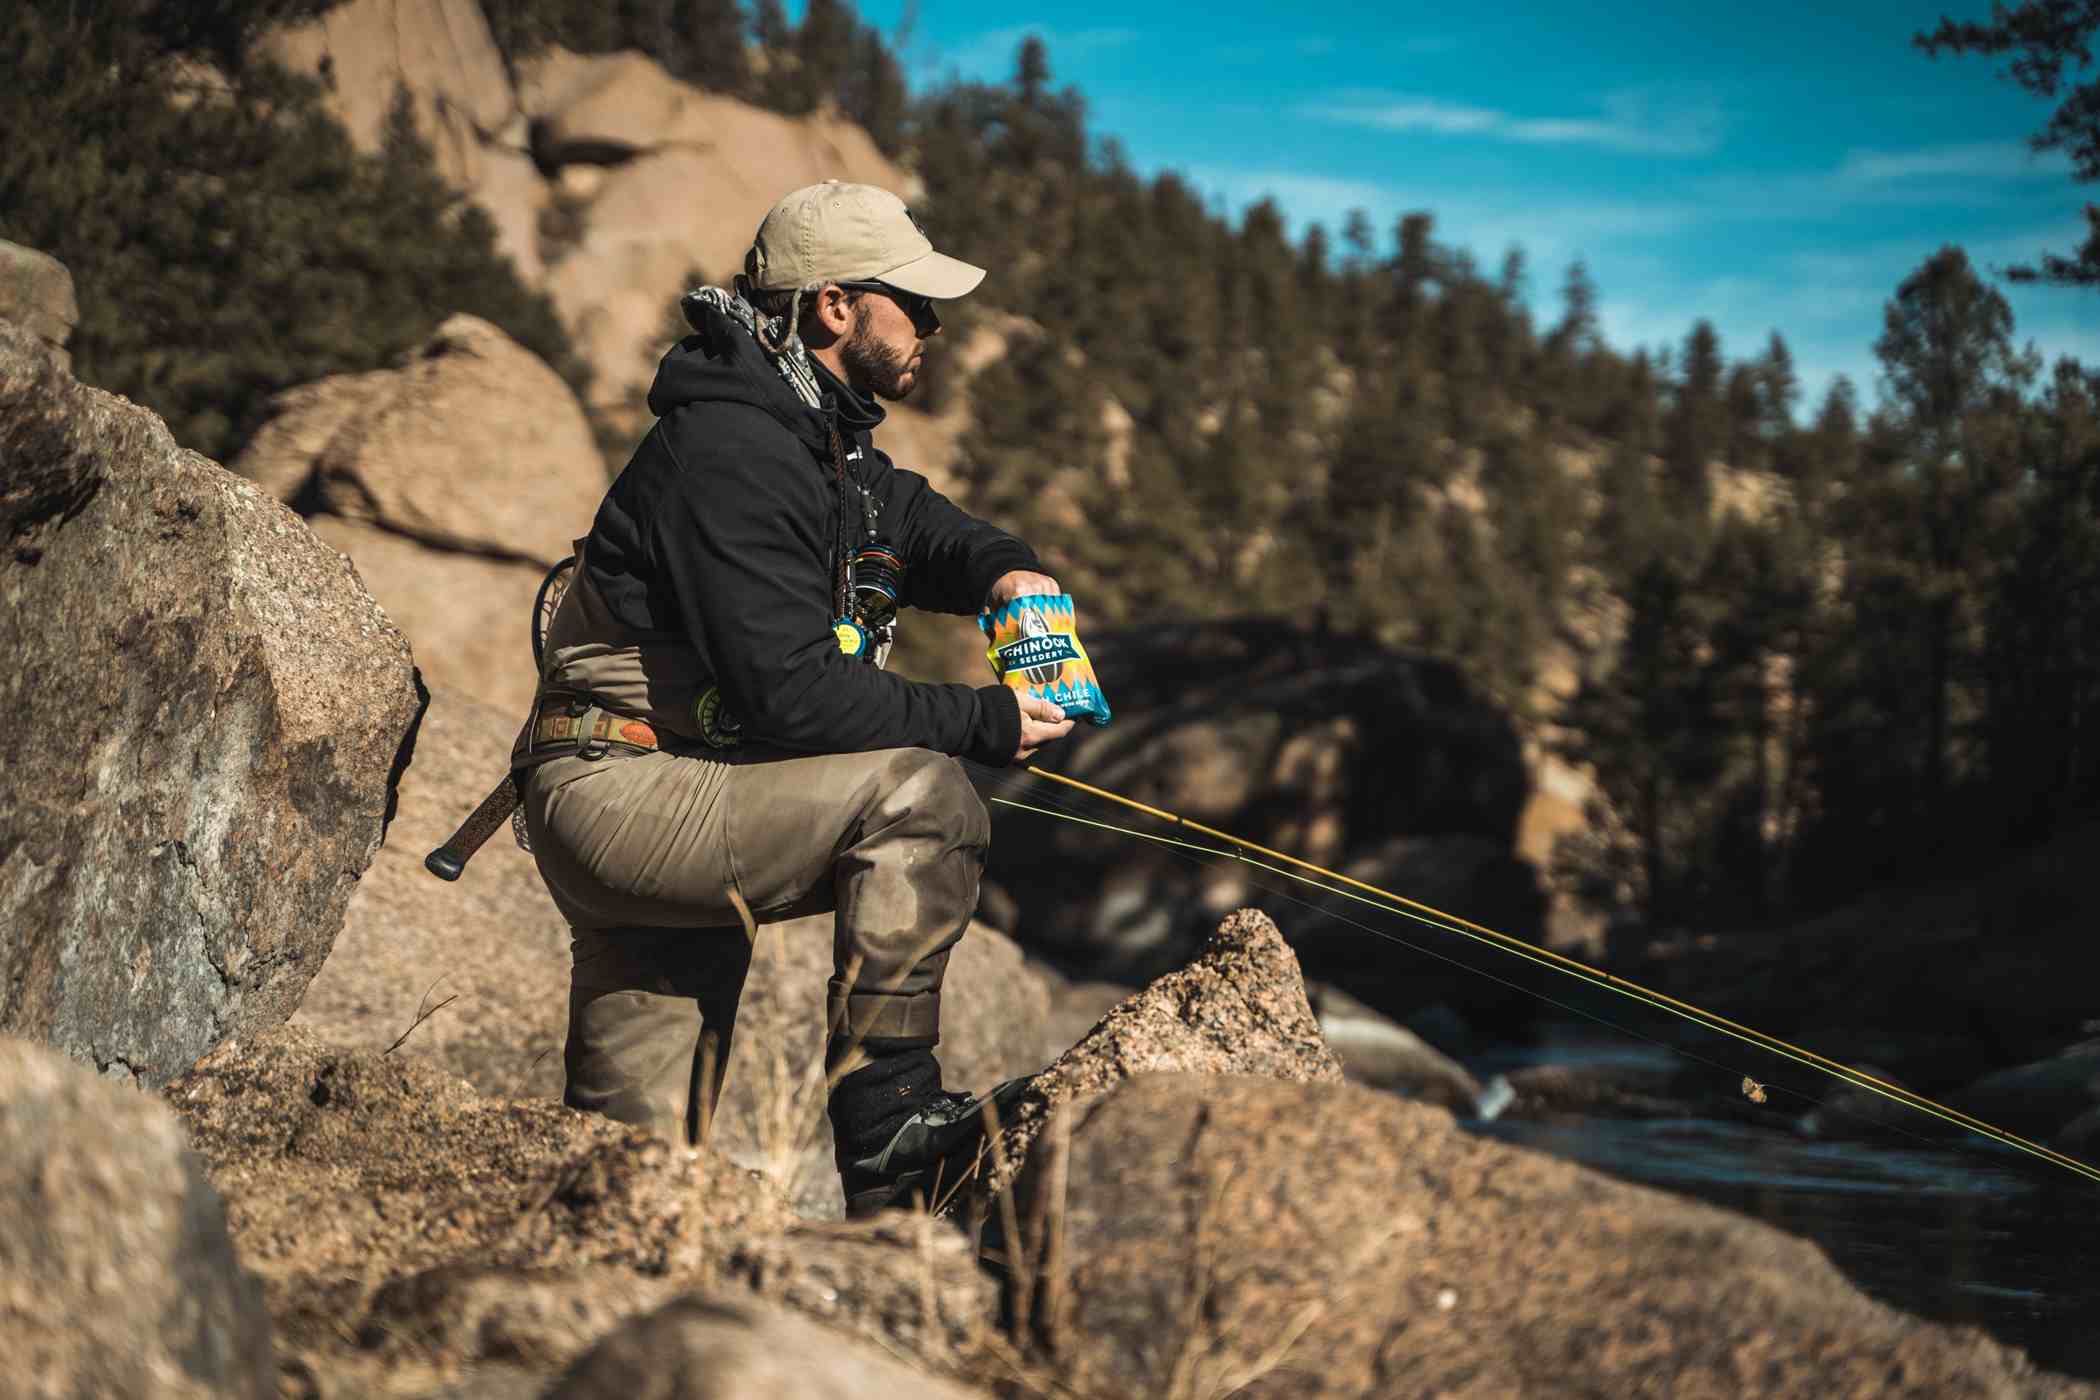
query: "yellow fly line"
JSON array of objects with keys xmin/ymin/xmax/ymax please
[{"xmin": 1002, "ymin": 764, "xmax": 2100, "ymax": 1188}]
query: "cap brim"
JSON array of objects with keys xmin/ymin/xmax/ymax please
[{"xmin": 880, "ymin": 249, "xmax": 985, "ymax": 300}]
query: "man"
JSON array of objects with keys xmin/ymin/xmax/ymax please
[{"xmin": 513, "ymin": 181, "xmax": 1072, "ymax": 1217}]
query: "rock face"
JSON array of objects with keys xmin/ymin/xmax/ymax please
[
  {"xmin": 1018, "ymin": 1073, "xmax": 2092, "ymax": 1399},
  {"xmin": 973, "ymin": 908, "xmax": 1343, "ymax": 1199},
  {"xmin": 256, "ymin": 0, "xmax": 516, "ymax": 193},
  {"xmin": 0, "ymin": 1036, "xmax": 271, "ymax": 1398},
  {"xmin": 235, "ymin": 313, "xmax": 602, "ymax": 565},
  {"xmin": 549, "ymin": 1293, "xmax": 992, "ymax": 1400},
  {"xmin": 0, "ymin": 318, "xmax": 421, "ymax": 1088},
  {"xmin": 0, "ymin": 240, "xmax": 77, "ymax": 371},
  {"xmin": 985, "ymin": 619, "xmax": 1543, "ymax": 1023}
]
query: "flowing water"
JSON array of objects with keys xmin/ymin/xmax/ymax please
[{"xmin": 1460, "ymin": 1031, "xmax": 2100, "ymax": 1378}]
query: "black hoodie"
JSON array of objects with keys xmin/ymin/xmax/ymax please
[{"xmin": 575, "ymin": 300, "xmax": 1033, "ymax": 765}]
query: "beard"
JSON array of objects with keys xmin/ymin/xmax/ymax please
[{"xmin": 840, "ymin": 304, "xmax": 918, "ymax": 401}]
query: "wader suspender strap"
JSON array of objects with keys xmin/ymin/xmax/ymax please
[{"xmin": 828, "ymin": 407, "xmax": 854, "ymax": 624}]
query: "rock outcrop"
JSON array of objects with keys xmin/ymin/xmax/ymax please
[
  {"xmin": 0, "ymin": 1036, "xmax": 272, "ymax": 1398},
  {"xmin": 235, "ymin": 313, "xmax": 602, "ymax": 564},
  {"xmin": 234, "ymin": 314, "xmax": 604, "ymax": 716},
  {"xmin": 972, "ymin": 908, "xmax": 1343, "ymax": 1200},
  {"xmin": 548, "ymin": 1293, "xmax": 992, "ymax": 1400},
  {"xmin": 0, "ymin": 240, "xmax": 77, "ymax": 372},
  {"xmin": 0, "ymin": 317, "xmax": 421, "ymax": 1088},
  {"xmin": 1016, "ymin": 1072, "xmax": 2092, "ymax": 1398},
  {"xmin": 256, "ymin": 0, "xmax": 517, "ymax": 195}
]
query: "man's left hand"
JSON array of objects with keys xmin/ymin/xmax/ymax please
[{"xmin": 985, "ymin": 570, "xmax": 1062, "ymax": 610}]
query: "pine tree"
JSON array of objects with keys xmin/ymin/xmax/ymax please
[
  {"xmin": 1016, "ymin": 34, "xmax": 1051, "ymax": 108},
  {"xmin": 1868, "ymin": 246, "xmax": 2039, "ymax": 823},
  {"xmin": 1663, "ymin": 320, "xmax": 1726, "ymax": 526},
  {"xmin": 1917, "ymin": 3, "xmax": 2100, "ymax": 286},
  {"xmin": 672, "ymin": 0, "xmax": 753, "ymax": 96}
]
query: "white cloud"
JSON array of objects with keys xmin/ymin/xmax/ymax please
[
  {"xmin": 1302, "ymin": 86, "xmax": 1726, "ymax": 157},
  {"xmin": 1837, "ymin": 141, "xmax": 2065, "ymax": 185}
]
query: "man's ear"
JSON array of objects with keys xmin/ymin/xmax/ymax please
[{"xmin": 810, "ymin": 283, "xmax": 854, "ymax": 339}]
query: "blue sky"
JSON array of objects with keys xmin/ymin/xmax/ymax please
[{"xmin": 819, "ymin": 0, "xmax": 2094, "ymax": 421}]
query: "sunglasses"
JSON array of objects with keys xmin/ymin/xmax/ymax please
[{"xmin": 837, "ymin": 280, "xmax": 941, "ymax": 337}]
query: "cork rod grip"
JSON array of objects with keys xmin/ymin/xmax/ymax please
[{"xmin": 424, "ymin": 774, "xmax": 520, "ymax": 881}]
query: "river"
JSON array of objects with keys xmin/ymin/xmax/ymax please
[{"xmin": 1461, "ymin": 1030, "xmax": 2100, "ymax": 1379}]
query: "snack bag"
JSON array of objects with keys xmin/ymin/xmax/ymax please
[{"xmin": 980, "ymin": 593, "xmax": 1112, "ymax": 726}]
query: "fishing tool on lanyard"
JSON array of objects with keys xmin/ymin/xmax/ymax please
[{"xmin": 830, "ymin": 415, "xmax": 900, "ymax": 667}]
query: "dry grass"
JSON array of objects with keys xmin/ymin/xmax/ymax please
[{"xmin": 961, "ymin": 1106, "xmax": 1325, "ymax": 1400}]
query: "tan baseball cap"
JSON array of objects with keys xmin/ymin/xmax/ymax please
[{"xmin": 745, "ymin": 180, "xmax": 985, "ymax": 299}]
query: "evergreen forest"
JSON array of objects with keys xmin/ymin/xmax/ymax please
[{"xmin": 5, "ymin": 0, "xmax": 2098, "ymax": 940}]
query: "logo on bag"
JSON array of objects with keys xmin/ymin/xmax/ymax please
[{"xmin": 1001, "ymin": 607, "xmax": 1078, "ymax": 687}]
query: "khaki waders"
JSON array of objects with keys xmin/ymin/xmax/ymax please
[{"xmin": 517, "ymin": 549, "xmax": 990, "ymax": 1147}]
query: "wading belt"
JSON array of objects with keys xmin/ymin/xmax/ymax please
[{"xmin": 513, "ymin": 693, "xmax": 664, "ymax": 770}]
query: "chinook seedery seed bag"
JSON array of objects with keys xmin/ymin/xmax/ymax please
[{"xmin": 980, "ymin": 594, "xmax": 1113, "ymax": 727}]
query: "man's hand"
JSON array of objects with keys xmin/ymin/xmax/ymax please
[
  {"xmin": 1015, "ymin": 693, "xmax": 1074, "ymax": 764},
  {"xmin": 985, "ymin": 569, "xmax": 1062, "ymax": 610}
]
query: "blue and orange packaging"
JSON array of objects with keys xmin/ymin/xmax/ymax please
[{"xmin": 980, "ymin": 594, "xmax": 1112, "ymax": 726}]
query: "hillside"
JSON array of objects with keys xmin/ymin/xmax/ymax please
[{"xmin": 9, "ymin": 0, "xmax": 2096, "ymax": 950}]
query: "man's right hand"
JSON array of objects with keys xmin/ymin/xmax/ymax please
[{"xmin": 1015, "ymin": 693, "xmax": 1075, "ymax": 763}]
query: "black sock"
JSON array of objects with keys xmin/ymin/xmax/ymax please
[{"xmin": 828, "ymin": 1046, "xmax": 941, "ymax": 1162}]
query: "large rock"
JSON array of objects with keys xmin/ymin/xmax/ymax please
[
  {"xmin": 0, "ymin": 240, "xmax": 77, "ymax": 372},
  {"xmin": 0, "ymin": 1037, "xmax": 272, "ymax": 1397},
  {"xmin": 1017, "ymin": 1073, "xmax": 2092, "ymax": 1398},
  {"xmin": 235, "ymin": 313, "xmax": 603, "ymax": 566},
  {"xmin": 984, "ymin": 619, "xmax": 1542, "ymax": 1021},
  {"xmin": 549, "ymin": 1293, "xmax": 991, "ymax": 1400},
  {"xmin": 971, "ymin": 908, "xmax": 1342, "ymax": 1201},
  {"xmin": 0, "ymin": 318, "xmax": 421, "ymax": 1088}
]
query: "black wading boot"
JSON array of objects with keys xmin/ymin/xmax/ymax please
[{"xmin": 829, "ymin": 1049, "xmax": 1035, "ymax": 1218}]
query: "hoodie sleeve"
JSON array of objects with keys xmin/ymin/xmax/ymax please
[
  {"xmin": 648, "ymin": 410, "xmax": 1020, "ymax": 763},
  {"xmin": 871, "ymin": 450, "xmax": 1042, "ymax": 616}
]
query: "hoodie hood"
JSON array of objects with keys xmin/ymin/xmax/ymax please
[{"xmin": 646, "ymin": 293, "xmax": 883, "ymax": 454}]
